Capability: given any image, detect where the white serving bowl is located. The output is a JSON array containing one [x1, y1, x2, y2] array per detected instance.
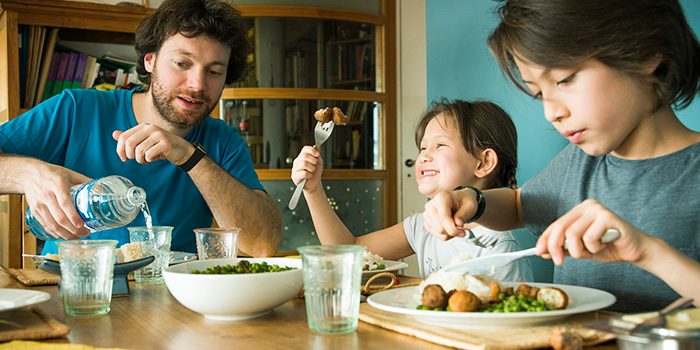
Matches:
[[163, 258, 302, 321]]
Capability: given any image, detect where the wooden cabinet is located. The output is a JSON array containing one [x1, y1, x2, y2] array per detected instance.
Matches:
[[0, 0, 154, 268], [0, 0, 396, 266]]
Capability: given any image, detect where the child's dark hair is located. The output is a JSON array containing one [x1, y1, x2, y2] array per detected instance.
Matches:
[[488, 0, 700, 110], [135, 0, 249, 85], [414, 99, 518, 189]]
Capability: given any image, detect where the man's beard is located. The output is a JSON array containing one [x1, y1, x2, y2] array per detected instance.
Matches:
[[149, 68, 216, 129]]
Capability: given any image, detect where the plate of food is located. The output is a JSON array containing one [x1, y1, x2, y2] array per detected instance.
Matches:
[[362, 250, 408, 280], [367, 271, 616, 328], [0, 289, 51, 314]]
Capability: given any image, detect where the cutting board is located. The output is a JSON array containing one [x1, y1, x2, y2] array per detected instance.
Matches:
[[359, 303, 617, 350]]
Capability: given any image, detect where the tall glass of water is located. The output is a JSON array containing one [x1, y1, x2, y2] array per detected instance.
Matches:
[[57, 240, 118, 316], [298, 245, 364, 334]]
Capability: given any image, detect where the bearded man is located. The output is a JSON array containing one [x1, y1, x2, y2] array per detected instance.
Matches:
[[0, 0, 282, 257]]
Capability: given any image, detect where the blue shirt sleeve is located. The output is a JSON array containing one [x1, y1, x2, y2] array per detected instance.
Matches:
[[0, 90, 76, 163]]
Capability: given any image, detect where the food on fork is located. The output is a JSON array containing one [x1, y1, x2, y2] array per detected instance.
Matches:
[[313, 107, 349, 125]]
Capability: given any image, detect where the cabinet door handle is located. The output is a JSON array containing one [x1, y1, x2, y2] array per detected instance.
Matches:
[[404, 159, 415, 167]]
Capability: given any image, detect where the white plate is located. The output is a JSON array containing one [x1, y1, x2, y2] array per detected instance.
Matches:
[[170, 251, 197, 265], [367, 282, 616, 328], [0, 289, 51, 314], [363, 260, 409, 277]]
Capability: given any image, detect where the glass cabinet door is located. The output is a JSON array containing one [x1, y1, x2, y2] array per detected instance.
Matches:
[[219, 98, 381, 170], [233, 18, 377, 92]]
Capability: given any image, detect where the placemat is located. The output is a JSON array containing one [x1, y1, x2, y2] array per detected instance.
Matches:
[[4, 269, 59, 287], [359, 304, 616, 350], [0, 308, 69, 343], [0, 340, 130, 350]]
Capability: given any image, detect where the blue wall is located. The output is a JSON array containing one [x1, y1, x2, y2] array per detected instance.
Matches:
[[426, 0, 700, 282]]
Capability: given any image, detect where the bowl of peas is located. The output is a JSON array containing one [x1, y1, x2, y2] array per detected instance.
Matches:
[[163, 258, 302, 320]]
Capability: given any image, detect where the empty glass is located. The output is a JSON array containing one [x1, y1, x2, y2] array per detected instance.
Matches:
[[298, 245, 364, 334], [57, 240, 118, 316], [194, 228, 239, 260], [128, 226, 173, 284]]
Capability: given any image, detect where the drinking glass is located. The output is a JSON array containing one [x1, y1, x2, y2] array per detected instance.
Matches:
[[298, 245, 364, 334], [128, 226, 173, 284], [194, 228, 239, 260], [57, 240, 118, 316]]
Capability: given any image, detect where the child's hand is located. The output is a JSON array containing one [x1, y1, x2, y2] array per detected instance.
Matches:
[[422, 190, 473, 240], [291, 146, 324, 193], [536, 199, 649, 266]]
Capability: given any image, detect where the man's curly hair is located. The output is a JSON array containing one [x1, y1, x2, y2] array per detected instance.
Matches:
[[135, 0, 248, 85]]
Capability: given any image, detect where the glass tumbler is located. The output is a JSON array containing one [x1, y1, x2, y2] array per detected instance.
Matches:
[[57, 240, 118, 316], [298, 245, 364, 334], [128, 226, 173, 284], [194, 228, 239, 260]]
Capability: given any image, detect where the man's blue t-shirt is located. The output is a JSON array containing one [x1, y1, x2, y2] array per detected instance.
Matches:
[[0, 89, 264, 254]]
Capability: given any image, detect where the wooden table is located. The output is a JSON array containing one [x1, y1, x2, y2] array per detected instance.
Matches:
[[1, 272, 618, 349]]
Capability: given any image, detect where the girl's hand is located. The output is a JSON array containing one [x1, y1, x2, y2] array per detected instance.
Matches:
[[291, 146, 323, 193], [536, 199, 649, 266], [423, 189, 476, 240]]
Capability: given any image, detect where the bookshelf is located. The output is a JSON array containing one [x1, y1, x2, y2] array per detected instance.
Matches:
[[0, 0, 397, 266], [0, 0, 153, 268]]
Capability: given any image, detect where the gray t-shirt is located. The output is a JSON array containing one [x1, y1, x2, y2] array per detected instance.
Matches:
[[404, 213, 533, 281], [522, 142, 700, 312]]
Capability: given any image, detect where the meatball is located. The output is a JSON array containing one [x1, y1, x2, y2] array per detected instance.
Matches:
[[332, 107, 349, 125], [314, 107, 332, 123], [448, 290, 482, 312], [421, 284, 448, 309]]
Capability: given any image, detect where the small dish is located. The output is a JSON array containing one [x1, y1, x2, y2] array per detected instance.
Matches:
[[362, 260, 409, 282], [170, 251, 197, 265], [39, 256, 155, 296]]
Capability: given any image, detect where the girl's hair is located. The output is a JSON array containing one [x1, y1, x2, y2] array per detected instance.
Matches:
[[488, 0, 700, 110], [135, 0, 249, 85], [414, 99, 518, 189]]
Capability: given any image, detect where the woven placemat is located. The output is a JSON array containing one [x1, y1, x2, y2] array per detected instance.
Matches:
[[0, 340, 131, 350], [5, 269, 59, 287], [0, 308, 69, 343], [359, 303, 616, 350]]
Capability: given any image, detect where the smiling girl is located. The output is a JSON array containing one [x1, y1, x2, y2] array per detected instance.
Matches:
[[291, 99, 532, 281], [423, 0, 700, 312]]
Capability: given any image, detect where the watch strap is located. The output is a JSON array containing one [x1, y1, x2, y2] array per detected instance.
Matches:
[[178, 142, 207, 172]]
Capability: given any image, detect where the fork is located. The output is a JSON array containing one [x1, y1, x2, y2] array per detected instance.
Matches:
[[288, 121, 336, 210], [459, 228, 499, 248]]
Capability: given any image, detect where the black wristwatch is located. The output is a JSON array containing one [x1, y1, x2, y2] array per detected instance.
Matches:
[[178, 142, 207, 172], [454, 185, 486, 223]]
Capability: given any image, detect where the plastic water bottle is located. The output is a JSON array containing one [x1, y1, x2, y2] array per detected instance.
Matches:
[[25, 175, 147, 241]]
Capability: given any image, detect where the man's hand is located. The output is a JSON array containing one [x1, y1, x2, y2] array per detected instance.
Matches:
[[24, 161, 92, 239], [113, 123, 193, 165]]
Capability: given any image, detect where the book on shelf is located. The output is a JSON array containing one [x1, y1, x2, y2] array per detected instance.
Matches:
[[50, 52, 70, 97], [59, 52, 79, 92], [34, 28, 59, 106], [71, 53, 89, 89]]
